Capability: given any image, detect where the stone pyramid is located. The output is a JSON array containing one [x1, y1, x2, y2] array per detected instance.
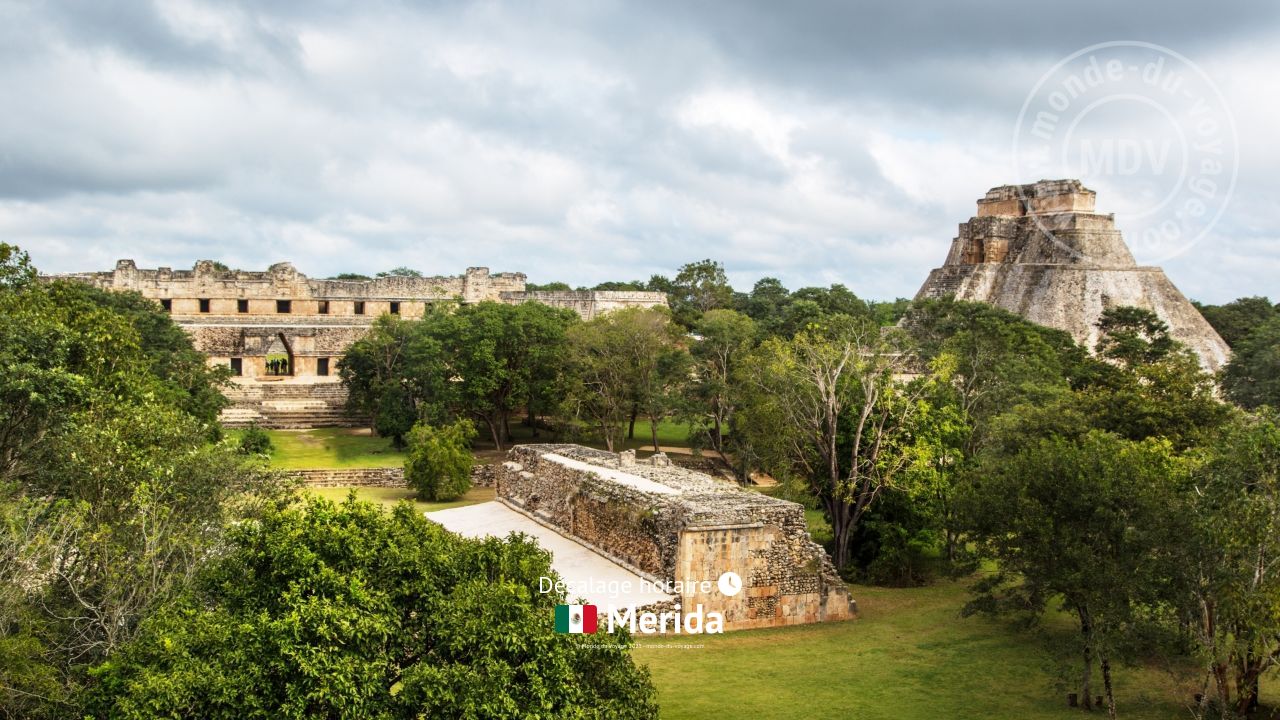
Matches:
[[914, 179, 1229, 371]]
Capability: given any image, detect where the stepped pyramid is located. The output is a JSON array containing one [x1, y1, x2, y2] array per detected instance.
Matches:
[[914, 180, 1229, 371]]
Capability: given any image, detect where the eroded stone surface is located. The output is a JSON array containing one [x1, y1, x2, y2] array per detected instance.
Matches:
[[496, 444, 855, 631], [914, 179, 1230, 371]]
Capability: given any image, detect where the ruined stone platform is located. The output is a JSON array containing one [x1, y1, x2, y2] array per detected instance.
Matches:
[[473, 444, 854, 631], [426, 501, 676, 610], [914, 179, 1230, 371]]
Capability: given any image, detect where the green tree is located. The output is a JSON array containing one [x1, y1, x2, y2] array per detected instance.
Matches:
[[741, 277, 790, 337], [1195, 296, 1277, 348], [434, 302, 576, 449], [340, 315, 422, 444], [330, 272, 373, 280], [88, 496, 658, 719], [687, 309, 756, 460], [1082, 307, 1228, 450], [736, 315, 932, 570], [667, 259, 734, 327], [377, 266, 424, 278], [563, 307, 684, 452], [405, 419, 477, 501], [960, 431, 1183, 717], [0, 244, 286, 717], [1221, 314, 1280, 410], [1170, 411, 1280, 716], [526, 281, 573, 291]]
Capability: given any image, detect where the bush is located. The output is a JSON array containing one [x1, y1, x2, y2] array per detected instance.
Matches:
[[404, 419, 477, 501], [238, 423, 273, 456]]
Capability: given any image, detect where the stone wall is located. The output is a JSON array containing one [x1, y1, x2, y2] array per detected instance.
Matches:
[[288, 467, 406, 487], [496, 444, 854, 630], [47, 260, 669, 390], [286, 463, 496, 488]]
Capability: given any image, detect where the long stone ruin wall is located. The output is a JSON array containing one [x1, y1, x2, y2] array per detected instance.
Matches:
[[497, 444, 854, 631]]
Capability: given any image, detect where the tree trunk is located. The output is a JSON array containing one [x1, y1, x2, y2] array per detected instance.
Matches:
[[1101, 656, 1116, 720], [502, 411, 511, 445], [486, 418, 503, 451], [628, 405, 638, 440], [827, 497, 853, 571], [650, 418, 660, 454], [1078, 606, 1094, 711]]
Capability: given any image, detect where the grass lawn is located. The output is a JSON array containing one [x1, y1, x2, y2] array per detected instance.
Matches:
[[232, 428, 407, 470], [253, 420, 698, 471], [307, 485, 495, 514], [634, 576, 1225, 720]]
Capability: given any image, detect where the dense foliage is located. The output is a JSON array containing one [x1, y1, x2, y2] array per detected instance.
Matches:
[[405, 419, 477, 501], [89, 496, 659, 719], [0, 244, 286, 718]]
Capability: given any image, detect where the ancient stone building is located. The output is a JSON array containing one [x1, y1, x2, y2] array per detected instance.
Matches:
[[51, 260, 667, 427], [491, 444, 855, 631], [914, 180, 1230, 371]]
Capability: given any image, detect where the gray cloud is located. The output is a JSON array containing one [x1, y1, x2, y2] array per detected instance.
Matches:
[[1, 0, 1277, 302]]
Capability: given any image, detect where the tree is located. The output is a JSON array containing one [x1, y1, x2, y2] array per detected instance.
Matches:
[[1082, 307, 1228, 450], [1169, 411, 1280, 716], [687, 309, 756, 460], [377, 266, 424, 278], [563, 307, 683, 452], [960, 431, 1183, 717], [902, 299, 1085, 565], [742, 277, 790, 337], [330, 272, 373, 280], [1221, 314, 1280, 410], [340, 303, 577, 450], [1195, 296, 1278, 348], [340, 315, 422, 444], [526, 281, 573, 291], [405, 419, 477, 501], [1095, 306, 1175, 368], [434, 302, 576, 449], [592, 280, 648, 291], [0, 245, 286, 717], [736, 315, 931, 570], [666, 259, 734, 327], [88, 496, 658, 719]]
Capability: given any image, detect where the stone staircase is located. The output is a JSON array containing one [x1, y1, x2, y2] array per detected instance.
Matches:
[[219, 381, 368, 429]]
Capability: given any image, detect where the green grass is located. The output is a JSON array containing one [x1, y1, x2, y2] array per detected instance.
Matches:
[[306, 485, 495, 514], [233, 428, 407, 470], [634, 577, 1221, 720], [242, 420, 698, 472]]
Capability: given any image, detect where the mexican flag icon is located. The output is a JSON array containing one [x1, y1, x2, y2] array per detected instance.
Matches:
[[555, 604, 598, 634]]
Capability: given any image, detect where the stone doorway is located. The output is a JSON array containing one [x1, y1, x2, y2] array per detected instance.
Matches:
[[265, 333, 293, 376]]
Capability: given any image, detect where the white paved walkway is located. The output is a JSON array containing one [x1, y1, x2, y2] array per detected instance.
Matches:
[[426, 501, 674, 610]]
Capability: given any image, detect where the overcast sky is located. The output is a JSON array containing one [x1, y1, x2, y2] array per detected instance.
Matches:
[[3, 0, 1278, 302]]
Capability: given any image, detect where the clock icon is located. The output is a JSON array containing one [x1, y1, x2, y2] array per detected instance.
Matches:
[[717, 571, 743, 597]]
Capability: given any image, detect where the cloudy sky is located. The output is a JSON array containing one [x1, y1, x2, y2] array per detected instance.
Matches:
[[2, 0, 1278, 302]]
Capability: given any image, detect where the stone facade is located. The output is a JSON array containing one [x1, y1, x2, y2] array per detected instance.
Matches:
[[496, 444, 854, 631], [914, 180, 1230, 371], [49, 260, 668, 426]]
